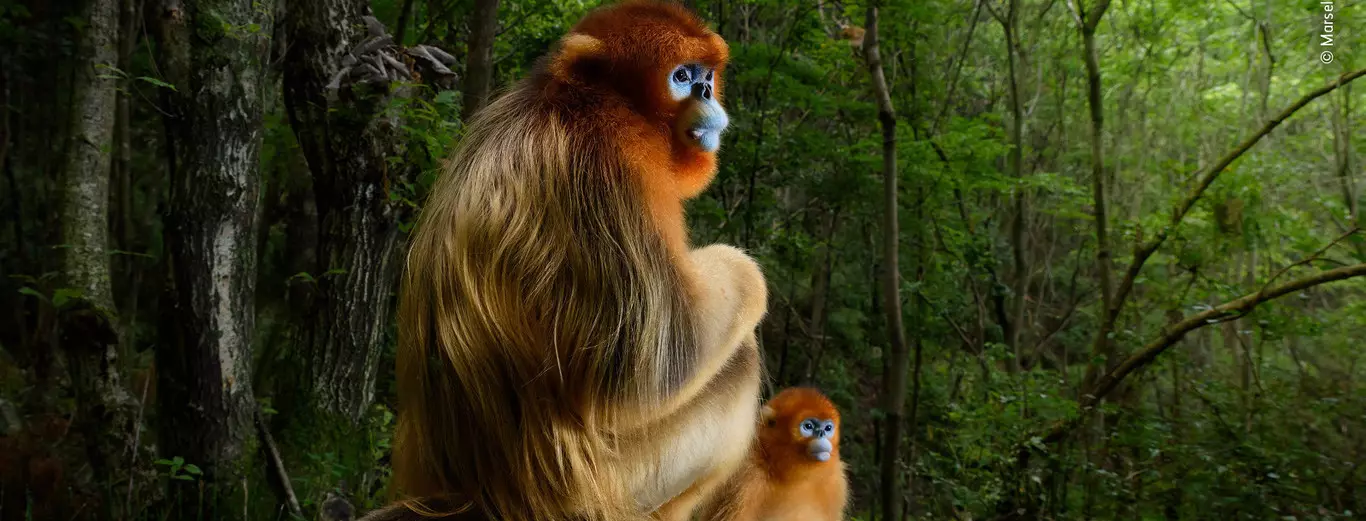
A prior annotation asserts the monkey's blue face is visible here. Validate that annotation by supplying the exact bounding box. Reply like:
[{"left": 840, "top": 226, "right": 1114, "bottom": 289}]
[
  {"left": 798, "top": 417, "right": 837, "bottom": 462},
  {"left": 668, "top": 63, "right": 728, "bottom": 152}
]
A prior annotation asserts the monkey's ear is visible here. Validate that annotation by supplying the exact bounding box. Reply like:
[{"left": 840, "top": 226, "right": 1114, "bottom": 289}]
[
  {"left": 759, "top": 405, "right": 775, "bottom": 424},
  {"left": 551, "top": 33, "right": 604, "bottom": 82}
]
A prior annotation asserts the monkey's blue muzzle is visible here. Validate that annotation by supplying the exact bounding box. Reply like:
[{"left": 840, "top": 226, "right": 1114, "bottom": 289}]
[
  {"left": 684, "top": 98, "right": 729, "bottom": 153},
  {"left": 808, "top": 437, "right": 833, "bottom": 462}
]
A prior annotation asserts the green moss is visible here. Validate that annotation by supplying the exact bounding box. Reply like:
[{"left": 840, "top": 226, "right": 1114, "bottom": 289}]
[{"left": 194, "top": 9, "right": 227, "bottom": 43}]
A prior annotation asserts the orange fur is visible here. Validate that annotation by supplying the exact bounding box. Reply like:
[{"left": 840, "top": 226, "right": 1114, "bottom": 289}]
[
  {"left": 387, "top": 3, "right": 766, "bottom": 521},
  {"left": 698, "top": 388, "right": 850, "bottom": 521},
  {"left": 549, "top": 0, "right": 728, "bottom": 255}
]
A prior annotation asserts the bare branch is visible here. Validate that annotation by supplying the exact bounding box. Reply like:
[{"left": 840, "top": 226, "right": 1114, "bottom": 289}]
[
  {"left": 256, "top": 408, "right": 303, "bottom": 518},
  {"left": 1084, "top": 0, "right": 1111, "bottom": 30},
  {"left": 983, "top": 0, "right": 1005, "bottom": 25},
  {"left": 1042, "top": 263, "right": 1366, "bottom": 446},
  {"left": 1263, "top": 228, "right": 1359, "bottom": 289},
  {"left": 1106, "top": 68, "right": 1366, "bottom": 336},
  {"left": 1063, "top": 0, "right": 1083, "bottom": 28}
]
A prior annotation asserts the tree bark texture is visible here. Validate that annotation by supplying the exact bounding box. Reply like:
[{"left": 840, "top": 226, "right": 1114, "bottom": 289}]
[
  {"left": 1075, "top": 0, "right": 1116, "bottom": 390},
  {"left": 461, "top": 0, "right": 500, "bottom": 120},
  {"left": 864, "top": 7, "right": 907, "bottom": 521},
  {"left": 61, "top": 0, "right": 120, "bottom": 314},
  {"left": 152, "top": 0, "right": 271, "bottom": 509},
  {"left": 284, "top": 0, "right": 414, "bottom": 423},
  {"left": 57, "top": 0, "right": 139, "bottom": 515},
  {"left": 996, "top": 0, "right": 1028, "bottom": 368}
]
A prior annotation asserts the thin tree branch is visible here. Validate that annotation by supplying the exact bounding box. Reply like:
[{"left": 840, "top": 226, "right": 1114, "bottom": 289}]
[
  {"left": 256, "top": 409, "right": 303, "bottom": 518},
  {"left": 933, "top": 0, "right": 984, "bottom": 134},
  {"left": 1084, "top": 0, "right": 1111, "bottom": 30},
  {"left": 1106, "top": 68, "right": 1366, "bottom": 337},
  {"left": 1262, "top": 228, "right": 1358, "bottom": 289},
  {"left": 1048, "top": 263, "right": 1366, "bottom": 446}
]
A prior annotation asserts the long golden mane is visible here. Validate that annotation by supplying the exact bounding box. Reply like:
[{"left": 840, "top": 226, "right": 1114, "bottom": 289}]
[{"left": 393, "top": 69, "right": 701, "bottom": 520}]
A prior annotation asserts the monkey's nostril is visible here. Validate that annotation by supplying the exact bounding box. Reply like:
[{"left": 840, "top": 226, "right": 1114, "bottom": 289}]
[{"left": 692, "top": 83, "right": 712, "bottom": 100}]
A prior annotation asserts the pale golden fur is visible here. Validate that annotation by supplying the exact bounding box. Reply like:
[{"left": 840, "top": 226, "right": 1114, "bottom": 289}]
[{"left": 390, "top": 3, "right": 767, "bottom": 521}]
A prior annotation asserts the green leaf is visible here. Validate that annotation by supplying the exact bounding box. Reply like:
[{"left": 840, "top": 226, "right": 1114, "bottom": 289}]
[
  {"left": 136, "top": 76, "right": 178, "bottom": 91},
  {"left": 183, "top": 464, "right": 202, "bottom": 475},
  {"left": 174, "top": 474, "right": 194, "bottom": 481},
  {"left": 52, "top": 288, "right": 81, "bottom": 308},
  {"left": 434, "top": 90, "right": 458, "bottom": 106},
  {"left": 154, "top": 458, "right": 175, "bottom": 466},
  {"left": 18, "top": 287, "right": 49, "bottom": 303}
]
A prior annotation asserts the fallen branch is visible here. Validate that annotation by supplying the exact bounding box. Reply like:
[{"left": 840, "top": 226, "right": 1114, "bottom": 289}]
[{"left": 255, "top": 408, "right": 303, "bottom": 518}]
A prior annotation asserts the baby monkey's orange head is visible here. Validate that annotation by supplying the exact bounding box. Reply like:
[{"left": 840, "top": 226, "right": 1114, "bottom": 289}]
[{"left": 759, "top": 388, "right": 842, "bottom": 465}]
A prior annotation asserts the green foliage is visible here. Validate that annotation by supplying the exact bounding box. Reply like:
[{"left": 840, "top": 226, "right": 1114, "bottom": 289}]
[{"left": 155, "top": 456, "right": 204, "bottom": 482}]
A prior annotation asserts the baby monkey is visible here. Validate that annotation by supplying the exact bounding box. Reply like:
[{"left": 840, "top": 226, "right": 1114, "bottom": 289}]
[{"left": 698, "top": 387, "right": 849, "bottom": 521}]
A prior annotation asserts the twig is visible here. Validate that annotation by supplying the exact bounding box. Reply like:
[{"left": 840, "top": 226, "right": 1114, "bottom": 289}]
[
  {"left": 932, "top": 0, "right": 984, "bottom": 134},
  {"left": 1233, "top": 332, "right": 1265, "bottom": 394},
  {"left": 1103, "top": 68, "right": 1366, "bottom": 341},
  {"left": 917, "top": 292, "right": 975, "bottom": 353},
  {"left": 255, "top": 408, "right": 303, "bottom": 518},
  {"left": 1261, "top": 228, "right": 1359, "bottom": 290},
  {"left": 124, "top": 372, "right": 151, "bottom": 518},
  {"left": 1046, "top": 263, "right": 1366, "bottom": 446}
]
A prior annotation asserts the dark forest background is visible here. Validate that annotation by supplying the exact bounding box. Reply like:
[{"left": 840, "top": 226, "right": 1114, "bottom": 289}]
[{"left": 2, "top": 0, "right": 1365, "bottom": 519}]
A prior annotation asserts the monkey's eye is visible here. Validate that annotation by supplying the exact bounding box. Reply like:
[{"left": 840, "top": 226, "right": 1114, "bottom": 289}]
[
  {"left": 824, "top": 424, "right": 834, "bottom": 434},
  {"left": 799, "top": 420, "right": 817, "bottom": 436},
  {"left": 705, "top": 70, "right": 713, "bottom": 82},
  {"left": 671, "top": 66, "right": 691, "bottom": 84}
]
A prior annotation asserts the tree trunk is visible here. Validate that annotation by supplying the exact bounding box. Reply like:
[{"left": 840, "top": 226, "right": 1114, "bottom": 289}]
[
  {"left": 808, "top": 206, "right": 840, "bottom": 351},
  {"left": 57, "top": 0, "right": 138, "bottom": 516},
  {"left": 152, "top": 0, "right": 271, "bottom": 512},
  {"left": 864, "top": 7, "right": 907, "bottom": 521},
  {"left": 111, "top": 0, "right": 140, "bottom": 334},
  {"left": 284, "top": 0, "right": 417, "bottom": 426},
  {"left": 802, "top": 205, "right": 841, "bottom": 382},
  {"left": 1332, "top": 85, "right": 1362, "bottom": 257},
  {"left": 1000, "top": 0, "right": 1028, "bottom": 369},
  {"left": 395, "top": 0, "right": 417, "bottom": 45},
  {"left": 462, "top": 0, "right": 501, "bottom": 120},
  {"left": 62, "top": 0, "right": 120, "bottom": 315},
  {"left": 1069, "top": 0, "right": 1115, "bottom": 393}
]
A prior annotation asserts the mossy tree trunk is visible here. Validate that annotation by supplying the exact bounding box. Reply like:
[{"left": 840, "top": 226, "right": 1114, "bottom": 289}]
[
  {"left": 151, "top": 0, "right": 272, "bottom": 515},
  {"left": 283, "top": 0, "right": 408, "bottom": 422},
  {"left": 57, "top": 0, "right": 140, "bottom": 517},
  {"left": 280, "top": 0, "right": 447, "bottom": 502}
]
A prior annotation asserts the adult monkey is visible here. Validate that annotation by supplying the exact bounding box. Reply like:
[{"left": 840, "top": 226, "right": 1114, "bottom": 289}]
[{"left": 378, "top": 2, "right": 768, "bottom": 521}]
